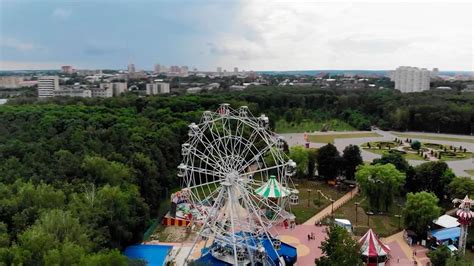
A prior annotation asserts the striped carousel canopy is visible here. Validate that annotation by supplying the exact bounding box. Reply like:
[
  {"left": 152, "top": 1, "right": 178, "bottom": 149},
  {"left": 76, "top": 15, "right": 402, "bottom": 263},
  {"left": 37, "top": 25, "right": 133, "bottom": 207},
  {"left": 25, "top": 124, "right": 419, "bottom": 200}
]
[
  {"left": 255, "top": 175, "right": 291, "bottom": 198},
  {"left": 359, "top": 229, "right": 391, "bottom": 257}
]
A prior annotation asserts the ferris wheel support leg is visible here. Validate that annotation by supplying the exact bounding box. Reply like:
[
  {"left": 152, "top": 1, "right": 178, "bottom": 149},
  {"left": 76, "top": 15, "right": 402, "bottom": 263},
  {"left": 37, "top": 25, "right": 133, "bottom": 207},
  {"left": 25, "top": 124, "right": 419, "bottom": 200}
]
[
  {"left": 184, "top": 188, "right": 225, "bottom": 264},
  {"left": 237, "top": 183, "right": 278, "bottom": 266},
  {"left": 227, "top": 187, "right": 240, "bottom": 265}
]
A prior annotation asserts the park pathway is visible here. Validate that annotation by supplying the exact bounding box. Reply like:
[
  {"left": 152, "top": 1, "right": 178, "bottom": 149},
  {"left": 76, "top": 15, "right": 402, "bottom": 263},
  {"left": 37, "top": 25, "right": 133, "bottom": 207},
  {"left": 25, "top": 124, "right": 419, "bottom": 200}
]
[
  {"left": 303, "top": 186, "right": 359, "bottom": 225},
  {"left": 383, "top": 231, "right": 430, "bottom": 266}
]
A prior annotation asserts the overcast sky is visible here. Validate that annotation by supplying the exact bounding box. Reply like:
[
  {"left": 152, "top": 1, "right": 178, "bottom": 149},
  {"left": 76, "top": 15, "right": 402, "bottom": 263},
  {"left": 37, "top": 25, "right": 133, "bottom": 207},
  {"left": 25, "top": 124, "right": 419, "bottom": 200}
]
[{"left": 0, "top": 0, "right": 472, "bottom": 71}]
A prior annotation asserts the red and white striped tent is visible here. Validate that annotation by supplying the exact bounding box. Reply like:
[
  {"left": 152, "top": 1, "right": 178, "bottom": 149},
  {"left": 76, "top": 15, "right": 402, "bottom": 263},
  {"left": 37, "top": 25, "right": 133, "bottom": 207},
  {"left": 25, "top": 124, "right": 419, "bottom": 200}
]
[{"left": 359, "top": 229, "right": 391, "bottom": 265}]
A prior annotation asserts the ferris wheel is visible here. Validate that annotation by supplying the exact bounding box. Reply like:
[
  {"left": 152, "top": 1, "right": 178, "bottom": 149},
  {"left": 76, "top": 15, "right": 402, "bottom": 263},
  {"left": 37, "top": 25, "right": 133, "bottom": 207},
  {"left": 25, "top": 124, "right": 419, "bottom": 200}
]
[{"left": 177, "top": 104, "right": 299, "bottom": 265}]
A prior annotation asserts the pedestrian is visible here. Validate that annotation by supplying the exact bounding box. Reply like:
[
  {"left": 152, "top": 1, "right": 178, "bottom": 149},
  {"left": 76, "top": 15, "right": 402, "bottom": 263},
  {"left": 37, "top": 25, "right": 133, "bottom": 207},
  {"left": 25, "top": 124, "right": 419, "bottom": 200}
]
[
  {"left": 307, "top": 234, "right": 310, "bottom": 241},
  {"left": 311, "top": 232, "right": 315, "bottom": 240}
]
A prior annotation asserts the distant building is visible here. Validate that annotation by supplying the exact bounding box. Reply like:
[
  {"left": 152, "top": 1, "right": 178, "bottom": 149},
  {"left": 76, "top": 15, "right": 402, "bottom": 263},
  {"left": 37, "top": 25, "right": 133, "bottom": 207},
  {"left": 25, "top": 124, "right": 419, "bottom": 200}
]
[
  {"left": 146, "top": 82, "right": 170, "bottom": 95},
  {"left": 181, "top": 66, "right": 189, "bottom": 75},
  {"left": 154, "top": 64, "right": 161, "bottom": 74},
  {"left": 217, "top": 67, "right": 222, "bottom": 74},
  {"left": 61, "top": 65, "right": 74, "bottom": 74},
  {"left": 170, "top": 66, "right": 180, "bottom": 73},
  {"left": 234, "top": 67, "right": 239, "bottom": 73},
  {"left": 391, "top": 66, "right": 431, "bottom": 93},
  {"left": 100, "top": 82, "right": 128, "bottom": 96},
  {"left": 76, "top": 69, "right": 102, "bottom": 76},
  {"left": 187, "top": 87, "right": 203, "bottom": 94},
  {"left": 54, "top": 88, "right": 92, "bottom": 98},
  {"left": 91, "top": 87, "right": 113, "bottom": 98},
  {"left": 128, "top": 64, "right": 136, "bottom": 73},
  {"left": 38, "top": 76, "right": 59, "bottom": 98},
  {"left": 0, "top": 76, "right": 23, "bottom": 89}
]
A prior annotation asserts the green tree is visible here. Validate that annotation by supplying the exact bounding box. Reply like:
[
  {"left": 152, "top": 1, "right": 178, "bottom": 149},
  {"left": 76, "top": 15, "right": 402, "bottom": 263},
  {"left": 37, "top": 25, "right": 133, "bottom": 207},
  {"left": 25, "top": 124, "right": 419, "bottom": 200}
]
[
  {"left": 404, "top": 192, "right": 442, "bottom": 236},
  {"left": 316, "top": 143, "right": 341, "bottom": 180},
  {"left": 342, "top": 145, "right": 363, "bottom": 180},
  {"left": 410, "top": 140, "right": 421, "bottom": 150},
  {"left": 356, "top": 164, "right": 405, "bottom": 212},
  {"left": 372, "top": 152, "right": 410, "bottom": 173},
  {"left": 427, "top": 245, "right": 451, "bottom": 266},
  {"left": 82, "top": 156, "right": 134, "bottom": 186},
  {"left": 315, "top": 224, "right": 363, "bottom": 266},
  {"left": 289, "top": 146, "right": 309, "bottom": 178},
  {"left": 448, "top": 176, "right": 474, "bottom": 199},
  {"left": 408, "top": 161, "right": 455, "bottom": 199},
  {"left": 307, "top": 148, "right": 318, "bottom": 179}
]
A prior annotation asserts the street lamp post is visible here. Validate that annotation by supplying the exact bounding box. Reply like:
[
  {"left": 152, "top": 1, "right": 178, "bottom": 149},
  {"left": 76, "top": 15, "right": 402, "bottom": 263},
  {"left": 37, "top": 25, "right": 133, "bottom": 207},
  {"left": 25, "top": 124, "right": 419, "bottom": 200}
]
[
  {"left": 307, "top": 189, "right": 311, "bottom": 208},
  {"left": 355, "top": 202, "right": 360, "bottom": 225},
  {"left": 367, "top": 211, "right": 374, "bottom": 227}
]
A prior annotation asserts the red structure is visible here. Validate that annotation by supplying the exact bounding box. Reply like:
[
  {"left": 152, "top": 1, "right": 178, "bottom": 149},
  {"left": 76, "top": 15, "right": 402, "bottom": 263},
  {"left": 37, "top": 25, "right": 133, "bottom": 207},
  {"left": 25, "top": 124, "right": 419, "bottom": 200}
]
[{"left": 359, "top": 229, "right": 391, "bottom": 265}]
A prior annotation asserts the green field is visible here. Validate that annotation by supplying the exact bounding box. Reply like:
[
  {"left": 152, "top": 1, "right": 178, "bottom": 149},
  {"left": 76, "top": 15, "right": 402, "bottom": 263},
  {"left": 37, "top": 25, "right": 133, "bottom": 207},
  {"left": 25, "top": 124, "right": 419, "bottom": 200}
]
[
  {"left": 333, "top": 195, "right": 402, "bottom": 237},
  {"left": 275, "top": 119, "right": 355, "bottom": 133},
  {"left": 291, "top": 180, "right": 346, "bottom": 224},
  {"left": 307, "top": 132, "right": 381, "bottom": 144},
  {"left": 393, "top": 133, "right": 474, "bottom": 144}
]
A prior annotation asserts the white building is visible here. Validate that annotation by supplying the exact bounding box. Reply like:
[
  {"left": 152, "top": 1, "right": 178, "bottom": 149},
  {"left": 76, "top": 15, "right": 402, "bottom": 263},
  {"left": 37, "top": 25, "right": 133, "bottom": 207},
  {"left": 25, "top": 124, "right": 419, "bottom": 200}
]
[
  {"left": 128, "top": 64, "right": 136, "bottom": 73},
  {"left": 217, "top": 67, "right": 222, "bottom": 75},
  {"left": 54, "top": 88, "right": 92, "bottom": 98},
  {"left": 0, "top": 76, "right": 23, "bottom": 89},
  {"left": 234, "top": 67, "right": 238, "bottom": 73},
  {"left": 392, "top": 66, "right": 431, "bottom": 93},
  {"left": 100, "top": 82, "right": 128, "bottom": 96},
  {"left": 91, "top": 87, "right": 113, "bottom": 98},
  {"left": 154, "top": 64, "right": 161, "bottom": 74},
  {"left": 38, "top": 76, "right": 59, "bottom": 98},
  {"left": 146, "top": 82, "right": 170, "bottom": 95}
]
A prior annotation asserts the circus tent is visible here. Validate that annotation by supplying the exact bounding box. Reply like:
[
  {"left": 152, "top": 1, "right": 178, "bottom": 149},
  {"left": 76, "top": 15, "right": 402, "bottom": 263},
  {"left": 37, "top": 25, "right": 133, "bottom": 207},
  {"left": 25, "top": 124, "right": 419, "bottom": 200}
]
[{"left": 359, "top": 229, "right": 391, "bottom": 265}]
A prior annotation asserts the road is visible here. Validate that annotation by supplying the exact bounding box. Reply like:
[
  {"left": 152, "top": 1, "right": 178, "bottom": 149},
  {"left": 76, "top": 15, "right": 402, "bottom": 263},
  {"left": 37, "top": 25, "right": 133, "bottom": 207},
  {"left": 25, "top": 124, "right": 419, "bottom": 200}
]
[{"left": 281, "top": 130, "right": 474, "bottom": 177}]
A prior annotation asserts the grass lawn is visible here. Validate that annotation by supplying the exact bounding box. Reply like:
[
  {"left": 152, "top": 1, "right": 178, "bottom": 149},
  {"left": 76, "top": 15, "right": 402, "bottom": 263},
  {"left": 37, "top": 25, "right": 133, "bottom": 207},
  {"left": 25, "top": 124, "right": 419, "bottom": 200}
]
[
  {"left": 465, "top": 169, "right": 474, "bottom": 176},
  {"left": 291, "top": 179, "right": 347, "bottom": 224},
  {"left": 393, "top": 133, "right": 474, "bottom": 144},
  {"left": 307, "top": 132, "right": 381, "bottom": 144},
  {"left": 332, "top": 194, "right": 402, "bottom": 237},
  {"left": 275, "top": 119, "right": 355, "bottom": 133}
]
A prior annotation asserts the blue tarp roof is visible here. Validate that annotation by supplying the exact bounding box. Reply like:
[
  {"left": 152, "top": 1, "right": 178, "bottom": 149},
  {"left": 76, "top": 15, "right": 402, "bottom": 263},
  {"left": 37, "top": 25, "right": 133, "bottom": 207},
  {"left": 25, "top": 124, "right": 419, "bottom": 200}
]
[
  {"left": 124, "top": 244, "right": 172, "bottom": 266},
  {"left": 431, "top": 227, "right": 461, "bottom": 241}
]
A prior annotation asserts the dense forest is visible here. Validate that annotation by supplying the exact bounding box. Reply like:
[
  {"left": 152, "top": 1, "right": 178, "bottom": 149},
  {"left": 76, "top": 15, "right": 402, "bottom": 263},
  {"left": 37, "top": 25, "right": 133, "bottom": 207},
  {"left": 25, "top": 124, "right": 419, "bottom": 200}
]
[{"left": 0, "top": 87, "right": 473, "bottom": 264}]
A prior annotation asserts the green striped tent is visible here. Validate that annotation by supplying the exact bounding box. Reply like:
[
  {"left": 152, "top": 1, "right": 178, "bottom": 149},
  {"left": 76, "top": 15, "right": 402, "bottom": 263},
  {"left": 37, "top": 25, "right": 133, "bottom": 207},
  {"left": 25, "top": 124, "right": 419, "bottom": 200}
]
[{"left": 255, "top": 175, "right": 291, "bottom": 198}]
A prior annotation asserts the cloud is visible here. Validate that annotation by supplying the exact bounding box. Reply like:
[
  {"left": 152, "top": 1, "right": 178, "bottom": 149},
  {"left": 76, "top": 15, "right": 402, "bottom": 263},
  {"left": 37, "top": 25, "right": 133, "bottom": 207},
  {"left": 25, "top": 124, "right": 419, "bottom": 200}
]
[
  {"left": 52, "top": 8, "right": 71, "bottom": 19},
  {"left": 1, "top": 38, "right": 35, "bottom": 51},
  {"left": 210, "top": 1, "right": 473, "bottom": 71},
  {"left": 0, "top": 61, "right": 66, "bottom": 70}
]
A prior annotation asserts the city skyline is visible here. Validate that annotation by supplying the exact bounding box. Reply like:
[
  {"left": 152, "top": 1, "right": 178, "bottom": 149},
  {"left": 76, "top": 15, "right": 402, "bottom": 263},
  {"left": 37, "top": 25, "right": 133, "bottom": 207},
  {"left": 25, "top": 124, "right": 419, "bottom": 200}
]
[{"left": 1, "top": 0, "right": 473, "bottom": 71}]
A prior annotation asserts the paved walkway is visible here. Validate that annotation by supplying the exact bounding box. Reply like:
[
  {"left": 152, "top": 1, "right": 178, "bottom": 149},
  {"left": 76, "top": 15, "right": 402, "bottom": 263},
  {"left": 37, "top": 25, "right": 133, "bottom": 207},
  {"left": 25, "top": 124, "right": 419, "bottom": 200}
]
[
  {"left": 383, "top": 231, "right": 430, "bottom": 266},
  {"left": 303, "top": 186, "right": 359, "bottom": 225},
  {"left": 271, "top": 225, "right": 327, "bottom": 266}
]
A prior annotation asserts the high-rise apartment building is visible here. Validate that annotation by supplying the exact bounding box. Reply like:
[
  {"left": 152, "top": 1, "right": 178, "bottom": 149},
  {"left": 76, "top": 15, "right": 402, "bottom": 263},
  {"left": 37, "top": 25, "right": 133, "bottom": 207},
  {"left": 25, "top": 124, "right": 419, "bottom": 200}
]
[
  {"left": 234, "top": 67, "right": 238, "bottom": 73},
  {"left": 128, "top": 64, "right": 136, "bottom": 73},
  {"left": 146, "top": 82, "right": 170, "bottom": 95},
  {"left": 217, "top": 67, "right": 222, "bottom": 74},
  {"left": 391, "top": 66, "right": 431, "bottom": 93},
  {"left": 100, "top": 82, "right": 128, "bottom": 96},
  {"left": 154, "top": 64, "right": 161, "bottom": 74},
  {"left": 61, "top": 66, "right": 74, "bottom": 74},
  {"left": 38, "top": 76, "right": 59, "bottom": 98}
]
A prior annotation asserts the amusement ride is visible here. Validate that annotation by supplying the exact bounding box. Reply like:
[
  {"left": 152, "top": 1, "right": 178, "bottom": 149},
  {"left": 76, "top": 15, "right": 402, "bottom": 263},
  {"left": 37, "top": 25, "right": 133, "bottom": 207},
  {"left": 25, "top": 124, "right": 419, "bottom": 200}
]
[{"left": 171, "top": 104, "right": 299, "bottom": 265}]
